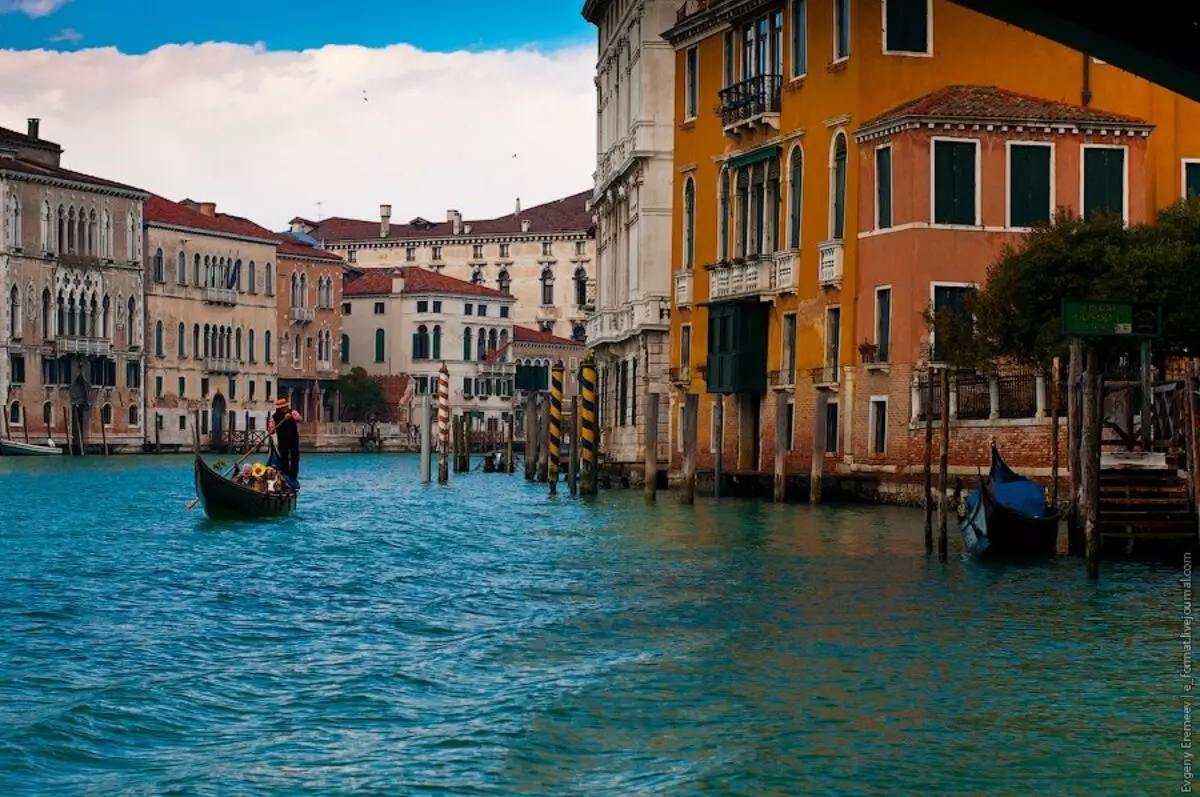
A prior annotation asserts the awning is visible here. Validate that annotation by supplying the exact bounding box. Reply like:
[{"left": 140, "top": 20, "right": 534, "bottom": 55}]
[{"left": 726, "top": 145, "right": 781, "bottom": 171}]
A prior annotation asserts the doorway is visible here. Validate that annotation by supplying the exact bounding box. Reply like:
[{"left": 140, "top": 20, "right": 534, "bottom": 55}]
[{"left": 211, "top": 393, "right": 226, "bottom": 449}]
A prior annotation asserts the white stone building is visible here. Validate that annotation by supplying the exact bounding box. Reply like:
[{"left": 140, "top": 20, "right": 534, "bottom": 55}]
[
  {"left": 341, "top": 266, "right": 517, "bottom": 430},
  {"left": 583, "top": 0, "right": 676, "bottom": 473}
]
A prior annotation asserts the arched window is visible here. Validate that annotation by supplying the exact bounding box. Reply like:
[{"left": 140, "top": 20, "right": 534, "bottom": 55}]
[
  {"left": 126, "top": 297, "right": 136, "bottom": 347},
  {"left": 292, "top": 332, "right": 301, "bottom": 366},
  {"left": 101, "top": 295, "right": 110, "bottom": 338},
  {"left": 8, "top": 285, "right": 18, "bottom": 338},
  {"left": 233, "top": 260, "right": 242, "bottom": 292},
  {"left": 265, "top": 263, "right": 274, "bottom": 295},
  {"left": 101, "top": 403, "right": 113, "bottom": 426},
  {"left": 374, "top": 328, "right": 385, "bottom": 362},
  {"left": 299, "top": 273, "right": 308, "bottom": 306},
  {"left": 463, "top": 327, "right": 473, "bottom": 361},
  {"left": 248, "top": 329, "right": 256, "bottom": 362},
  {"left": 41, "top": 289, "right": 50, "bottom": 338},
  {"left": 8, "top": 196, "right": 19, "bottom": 248},
  {"left": 128, "top": 404, "right": 140, "bottom": 427},
  {"left": 88, "top": 295, "right": 97, "bottom": 338},
  {"left": 65, "top": 294, "right": 75, "bottom": 336},
  {"left": 540, "top": 268, "right": 554, "bottom": 306},
  {"left": 126, "top": 212, "right": 136, "bottom": 260},
  {"left": 41, "top": 201, "right": 51, "bottom": 251},
  {"left": 572, "top": 323, "right": 586, "bottom": 342},
  {"left": 341, "top": 333, "right": 349, "bottom": 363},
  {"left": 264, "top": 330, "right": 273, "bottom": 363},
  {"left": 290, "top": 273, "right": 299, "bottom": 307},
  {"left": 203, "top": 323, "right": 211, "bottom": 357},
  {"left": 488, "top": 329, "right": 497, "bottom": 357},
  {"left": 412, "top": 324, "right": 430, "bottom": 360},
  {"left": 432, "top": 324, "right": 442, "bottom": 360},
  {"left": 831, "top": 131, "right": 847, "bottom": 241},
  {"left": 152, "top": 248, "right": 164, "bottom": 282},
  {"left": 192, "top": 324, "right": 200, "bottom": 358},
  {"left": 8, "top": 401, "right": 20, "bottom": 426},
  {"left": 574, "top": 267, "right": 588, "bottom": 307},
  {"left": 476, "top": 328, "right": 487, "bottom": 361},
  {"left": 67, "top": 207, "right": 76, "bottom": 253},
  {"left": 42, "top": 401, "right": 51, "bottom": 428},
  {"left": 235, "top": 327, "right": 243, "bottom": 360},
  {"left": 248, "top": 261, "right": 256, "bottom": 293},
  {"left": 767, "top": 154, "right": 782, "bottom": 253},
  {"left": 177, "top": 322, "right": 185, "bottom": 357},
  {"left": 498, "top": 269, "right": 511, "bottom": 295},
  {"left": 101, "top": 209, "right": 112, "bottom": 257},
  {"left": 177, "top": 251, "right": 187, "bottom": 285},
  {"left": 56, "top": 205, "right": 65, "bottom": 253},
  {"left": 788, "top": 145, "right": 803, "bottom": 248},
  {"left": 154, "top": 320, "right": 163, "bottom": 356},
  {"left": 203, "top": 255, "right": 211, "bottom": 287},
  {"left": 193, "top": 253, "right": 201, "bottom": 286},
  {"left": 471, "top": 269, "right": 483, "bottom": 285},
  {"left": 498, "top": 329, "right": 509, "bottom": 361},
  {"left": 87, "top": 209, "right": 96, "bottom": 254},
  {"left": 683, "top": 176, "right": 695, "bottom": 269}
]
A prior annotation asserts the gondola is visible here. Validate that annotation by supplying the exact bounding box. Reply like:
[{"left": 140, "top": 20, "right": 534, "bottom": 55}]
[
  {"left": 960, "top": 443, "right": 1060, "bottom": 560},
  {"left": 191, "top": 429, "right": 298, "bottom": 520},
  {"left": 1, "top": 439, "right": 61, "bottom": 456}
]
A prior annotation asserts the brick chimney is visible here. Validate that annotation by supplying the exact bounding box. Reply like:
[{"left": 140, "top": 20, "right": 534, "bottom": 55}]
[
  {"left": 26, "top": 118, "right": 39, "bottom": 139},
  {"left": 380, "top": 204, "right": 392, "bottom": 238},
  {"left": 198, "top": 202, "right": 216, "bottom": 217},
  {"left": 447, "top": 209, "right": 462, "bottom": 235}
]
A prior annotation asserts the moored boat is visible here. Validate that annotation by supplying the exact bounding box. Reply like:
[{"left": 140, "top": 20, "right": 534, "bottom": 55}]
[
  {"left": 1, "top": 439, "right": 62, "bottom": 456},
  {"left": 960, "top": 443, "right": 1060, "bottom": 561},
  {"left": 193, "top": 455, "right": 298, "bottom": 520}
]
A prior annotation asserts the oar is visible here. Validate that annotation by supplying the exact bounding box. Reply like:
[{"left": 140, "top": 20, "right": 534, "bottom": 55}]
[{"left": 185, "top": 431, "right": 270, "bottom": 511}]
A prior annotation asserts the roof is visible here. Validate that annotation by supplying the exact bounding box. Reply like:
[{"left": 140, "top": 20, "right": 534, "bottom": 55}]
[
  {"left": 0, "top": 154, "right": 146, "bottom": 194},
  {"left": 272, "top": 233, "right": 343, "bottom": 262},
  {"left": 512, "top": 325, "right": 585, "bottom": 348},
  {"left": 305, "top": 190, "right": 594, "bottom": 244},
  {"left": 144, "top": 195, "right": 278, "bottom": 243},
  {"left": 343, "top": 266, "right": 511, "bottom": 299},
  {"left": 0, "top": 125, "right": 61, "bottom": 153},
  {"left": 857, "top": 85, "right": 1153, "bottom": 138}
]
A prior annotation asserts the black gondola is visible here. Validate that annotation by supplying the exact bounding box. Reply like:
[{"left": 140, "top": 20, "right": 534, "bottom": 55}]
[
  {"left": 960, "top": 443, "right": 1060, "bottom": 560},
  {"left": 191, "top": 428, "right": 298, "bottom": 520}
]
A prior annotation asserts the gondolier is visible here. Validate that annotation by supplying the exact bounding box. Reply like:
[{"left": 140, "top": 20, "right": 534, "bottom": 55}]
[{"left": 269, "top": 398, "right": 302, "bottom": 485}]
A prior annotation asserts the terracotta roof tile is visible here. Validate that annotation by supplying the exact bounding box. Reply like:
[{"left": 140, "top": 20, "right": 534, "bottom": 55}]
[
  {"left": 306, "top": 190, "right": 594, "bottom": 244},
  {"left": 272, "top": 233, "right": 344, "bottom": 262},
  {"left": 512, "top": 325, "right": 584, "bottom": 348},
  {"left": 144, "top": 195, "right": 278, "bottom": 243},
  {"left": 343, "top": 266, "right": 511, "bottom": 299},
  {"left": 858, "top": 85, "right": 1152, "bottom": 134},
  {"left": 0, "top": 155, "right": 145, "bottom": 194}
]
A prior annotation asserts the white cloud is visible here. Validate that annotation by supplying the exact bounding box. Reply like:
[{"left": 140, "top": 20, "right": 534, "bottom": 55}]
[
  {"left": 0, "top": 0, "right": 70, "bottom": 17},
  {"left": 0, "top": 41, "right": 597, "bottom": 229},
  {"left": 46, "top": 28, "right": 83, "bottom": 44}
]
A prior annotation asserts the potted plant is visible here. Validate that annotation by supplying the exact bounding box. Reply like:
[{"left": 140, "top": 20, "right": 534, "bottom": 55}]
[{"left": 858, "top": 340, "right": 879, "bottom": 364}]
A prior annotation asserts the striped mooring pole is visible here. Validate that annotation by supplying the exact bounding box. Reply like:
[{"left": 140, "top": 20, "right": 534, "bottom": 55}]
[
  {"left": 579, "top": 352, "right": 597, "bottom": 496},
  {"left": 437, "top": 361, "right": 450, "bottom": 484},
  {"left": 549, "top": 360, "right": 564, "bottom": 495}
]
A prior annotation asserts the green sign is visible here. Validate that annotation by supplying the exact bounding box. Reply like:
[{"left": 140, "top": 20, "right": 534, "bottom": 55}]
[{"left": 1061, "top": 300, "right": 1161, "bottom": 338}]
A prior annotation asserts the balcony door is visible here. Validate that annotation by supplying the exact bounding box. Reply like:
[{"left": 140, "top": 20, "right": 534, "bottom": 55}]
[{"left": 825, "top": 306, "right": 841, "bottom": 380}]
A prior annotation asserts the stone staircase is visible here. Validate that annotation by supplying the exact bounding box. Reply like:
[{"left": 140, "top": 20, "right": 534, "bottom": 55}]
[{"left": 1098, "top": 452, "right": 1197, "bottom": 554}]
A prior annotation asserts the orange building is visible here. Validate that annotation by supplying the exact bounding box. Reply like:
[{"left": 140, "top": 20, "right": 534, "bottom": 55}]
[{"left": 663, "top": 0, "right": 1200, "bottom": 486}]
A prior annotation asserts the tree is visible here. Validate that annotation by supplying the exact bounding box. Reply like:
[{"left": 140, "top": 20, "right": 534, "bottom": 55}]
[{"left": 338, "top": 366, "right": 385, "bottom": 421}]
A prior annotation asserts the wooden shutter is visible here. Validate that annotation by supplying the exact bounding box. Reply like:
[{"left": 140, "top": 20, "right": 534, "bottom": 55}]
[
  {"left": 1186, "top": 163, "right": 1200, "bottom": 198},
  {"left": 1084, "top": 148, "right": 1124, "bottom": 218},
  {"left": 876, "top": 147, "right": 893, "bottom": 228},
  {"left": 886, "top": 0, "right": 928, "bottom": 53},
  {"left": 1009, "top": 145, "right": 1051, "bottom": 227},
  {"left": 934, "top": 141, "right": 976, "bottom": 225}
]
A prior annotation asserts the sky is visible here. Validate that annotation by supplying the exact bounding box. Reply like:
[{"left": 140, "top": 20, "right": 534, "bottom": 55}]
[{"left": 0, "top": 0, "right": 598, "bottom": 229}]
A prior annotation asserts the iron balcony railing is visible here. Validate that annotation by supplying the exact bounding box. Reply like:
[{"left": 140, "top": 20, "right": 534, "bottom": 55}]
[{"left": 718, "top": 74, "right": 782, "bottom": 129}]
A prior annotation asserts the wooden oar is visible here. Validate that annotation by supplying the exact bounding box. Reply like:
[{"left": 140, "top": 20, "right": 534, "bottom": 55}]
[{"left": 185, "top": 430, "right": 270, "bottom": 511}]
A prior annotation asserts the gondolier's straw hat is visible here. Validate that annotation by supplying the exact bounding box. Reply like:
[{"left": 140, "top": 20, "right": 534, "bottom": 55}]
[{"left": 274, "top": 399, "right": 290, "bottom": 410}]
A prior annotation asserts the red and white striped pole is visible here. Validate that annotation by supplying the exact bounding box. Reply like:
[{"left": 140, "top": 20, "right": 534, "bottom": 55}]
[{"left": 437, "top": 361, "right": 450, "bottom": 484}]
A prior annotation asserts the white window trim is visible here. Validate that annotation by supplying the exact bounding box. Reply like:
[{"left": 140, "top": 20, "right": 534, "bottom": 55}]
[
  {"left": 780, "top": 312, "right": 797, "bottom": 373},
  {"left": 685, "top": 45, "right": 700, "bottom": 122},
  {"left": 790, "top": 0, "right": 808, "bottom": 80},
  {"left": 874, "top": 143, "right": 893, "bottom": 230},
  {"left": 869, "top": 395, "right": 889, "bottom": 454},
  {"left": 1182, "top": 158, "right": 1200, "bottom": 199},
  {"left": 1080, "top": 143, "right": 1130, "bottom": 226},
  {"left": 1005, "top": 140, "right": 1056, "bottom": 231},
  {"left": 786, "top": 142, "right": 804, "bottom": 248},
  {"left": 683, "top": 175, "right": 696, "bottom": 269},
  {"left": 929, "top": 136, "right": 982, "bottom": 227},
  {"left": 824, "top": 303, "right": 841, "bottom": 369},
  {"left": 680, "top": 322, "right": 693, "bottom": 374},
  {"left": 874, "top": 284, "right": 892, "bottom": 349},
  {"left": 828, "top": 129, "right": 849, "bottom": 240},
  {"left": 9, "top": 403, "right": 22, "bottom": 427},
  {"left": 928, "top": 280, "right": 977, "bottom": 360},
  {"left": 881, "top": 0, "right": 934, "bottom": 57},
  {"left": 825, "top": 396, "right": 839, "bottom": 455},
  {"left": 832, "top": 0, "right": 851, "bottom": 64},
  {"left": 786, "top": 396, "right": 796, "bottom": 450}
]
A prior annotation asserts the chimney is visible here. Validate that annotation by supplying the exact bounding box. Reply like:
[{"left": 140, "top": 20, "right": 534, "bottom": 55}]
[
  {"left": 463, "top": 223, "right": 472, "bottom": 234},
  {"left": 380, "top": 204, "right": 392, "bottom": 238},
  {"left": 521, "top": 219, "right": 531, "bottom": 233},
  {"left": 390, "top": 268, "right": 405, "bottom": 294},
  {"left": 514, "top": 197, "right": 521, "bottom": 215},
  {"left": 447, "top": 209, "right": 462, "bottom": 235},
  {"left": 198, "top": 202, "right": 216, "bottom": 217},
  {"left": 26, "top": 118, "right": 39, "bottom": 139}
]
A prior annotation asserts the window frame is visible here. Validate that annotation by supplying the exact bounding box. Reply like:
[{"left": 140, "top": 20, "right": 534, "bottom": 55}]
[
  {"left": 1080, "top": 143, "right": 1129, "bottom": 225},
  {"left": 928, "top": 280, "right": 976, "bottom": 362},
  {"left": 874, "top": 285, "right": 892, "bottom": 362},
  {"left": 683, "top": 175, "right": 696, "bottom": 269},
  {"left": 685, "top": 46, "right": 700, "bottom": 121},
  {"left": 786, "top": 144, "right": 803, "bottom": 249},
  {"left": 833, "top": 0, "right": 851, "bottom": 63},
  {"left": 1005, "top": 140, "right": 1055, "bottom": 230},
  {"left": 869, "top": 395, "right": 889, "bottom": 454},
  {"left": 930, "top": 136, "right": 981, "bottom": 228},
  {"left": 881, "top": 0, "right": 933, "bottom": 57},
  {"left": 1182, "top": 158, "right": 1200, "bottom": 199},
  {"left": 825, "top": 396, "right": 840, "bottom": 454},
  {"left": 874, "top": 143, "right": 893, "bottom": 230},
  {"left": 791, "top": 0, "right": 807, "bottom": 79}
]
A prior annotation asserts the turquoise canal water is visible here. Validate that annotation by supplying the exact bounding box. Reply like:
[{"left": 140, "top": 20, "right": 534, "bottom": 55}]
[{"left": 0, "top": 454, "right": 1186, "bottom": 794}]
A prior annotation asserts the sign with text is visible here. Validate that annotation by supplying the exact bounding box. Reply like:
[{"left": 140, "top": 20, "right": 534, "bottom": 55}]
[{"left": 1062, "top": 300, "right": 1162, "bottom": 338}]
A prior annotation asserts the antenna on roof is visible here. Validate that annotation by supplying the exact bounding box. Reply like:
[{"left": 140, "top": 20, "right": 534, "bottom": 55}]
[{"left": 316, "top": 201, "right": 323, "bottom": 221}]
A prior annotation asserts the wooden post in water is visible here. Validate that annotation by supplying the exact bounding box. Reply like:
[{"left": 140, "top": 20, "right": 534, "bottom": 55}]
[
  {"left": 1140, "top": 338, "right": 1153, "bottom": 451},
  {"left": 713, "top": 397, "right": 724, "bottom": 499},
  {"left": 568, "top": 397, "right": 579, "bottom": 494},
  {"left": 420, "top": 394, "right": 431, "bottom": 483},
  {"left": 1067, "top": 342, "right": 1083, "bottom": 554},
  {"left": 505, "top": 412, "right": 515, "bottom": 475},
  {"left": 811, "top": 391, "right": 827, "bottom": 504},
  {"left": 100, "top": 410, "right": 109, "bottom": 455},
  {"left": 437, "top": 363, "right": 449, "bottom": 484},
  {"left": 1082, "top": 347, "right": 1100, "bottom": 578},
  {"left": 1187, "top": 359, "right": 1200, "bottom": 538},
  {"left": 524, "top": 392, "right": 538, "bottom": 481},
  {"left": 579, "top": 354, "right": 598, "bottom": 496},
  {"left": 938, "top": 367, "right": 950, "bottom": 562},
  {"left": 1051, "top": 357, "right": 1061, "bottom": 508},
  {"left": 643, "top": 392, "right": 659, "bottom": 503},
  {"left": 549, "top": 361, "right": 564, "bottom": 496},
  {"left": 681, "top": 393, "right": 697, "bottom": 505},
  {"left": 773, "top": 393, "right": 788, "bottom": 502},
  {"left": 537, "top": 396, "right": 550, "bottom": 483},
  {"left": 924, "top": 370, "right": 934, "bottom": 554}
]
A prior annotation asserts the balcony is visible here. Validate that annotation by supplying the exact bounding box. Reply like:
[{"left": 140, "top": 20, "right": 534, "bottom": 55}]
[
  {"left": 709, "top": 258, "right": 773, "bottom": 300},
  {"left": 669, "top": 366, "right": 692, "bottom": 385},
  {"left": 290, "top": 306, "right": 315, "bottom": 323},
  {"left": 718, "top": 75, "right": 782, "bottom": 135},
  {"left": 812, "top": 365, "right": 840, "bottom": 387},
  {"left": 769, "top": 368, "right": 796, "bottom": 389},
  {"left": 774, "top": 251, "right": 798, "bottom": 293},
  {"left": 58, "top": 336, "right": 112, "bottom": 356},
  {"left": 674, "top": 269, "right": 693, "bottom": 307},
  {"left": 480, "top": 361, "right": 516, "bottom": 376},
  {"left": 818, "top": 240, "right": 844, "bottom": 288},
  {"left": 205, "top": 286, "right": 238, "bottom": 306},
  {"left": 317, "top": 361, "right": 335, "bottom": 374},
  {"left": 205, "top": 357, "right": 239, "bottom": 374}
]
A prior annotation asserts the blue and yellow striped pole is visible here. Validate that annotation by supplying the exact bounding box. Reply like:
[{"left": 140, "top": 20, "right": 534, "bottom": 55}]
[
  {"left": 579, "top": 352, "right": 597, "bottom": 495},
  {"left": 549, "top": 360, "right": 563, "bottom": 495}
]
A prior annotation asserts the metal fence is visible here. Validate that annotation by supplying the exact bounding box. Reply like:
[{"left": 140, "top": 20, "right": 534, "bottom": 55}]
[
  {"left": 955, "top": 371, "right": 990, "bottom": 420},
  {"left": 997, "top": 369, "right": 1038, "bottom": 419}
]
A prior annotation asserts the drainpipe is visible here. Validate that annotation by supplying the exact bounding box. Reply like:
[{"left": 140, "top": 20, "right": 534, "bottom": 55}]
[{"left": 1082, "top": 53, "right": 1093, "bottom": 107}]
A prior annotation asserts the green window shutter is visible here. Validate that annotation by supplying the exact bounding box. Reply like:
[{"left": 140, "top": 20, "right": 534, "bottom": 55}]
[
  {"left": 934, "top": 141, "right": 976, "bottom": 225},
  {"left": 1186, "top": 163, "right": 1200, "bottom": 198},
  {"left": 832, "top": 136, "right": 847, "bottom": 239},
  {"left": 876, "top": 146, "right": 893, "bottom": 229},
  {"left": 1084, "top": 147, "right": 1125, "bottom": 219},
  {"left": 1009, "top": 145, "right": 1051, "bottom": 227},
  {"left": 886, "top": 0, "right": 928, "bottom": 53}
]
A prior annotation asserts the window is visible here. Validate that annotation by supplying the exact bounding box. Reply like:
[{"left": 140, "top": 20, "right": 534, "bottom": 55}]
[
  {"left": 462, "top": 327, "right": 473, "bottom": 361},
  {"left": 341, "top": 334, "right": 350, "bottom": 363},
  {"left": 788, "top": 148, "right": 802, "bottom": 247},
  {"left": 128, "top": 404, "right": 140, "bottom": 427},
  {"left": 229, "top": 377, "right": 237, "bottom": 401},
  {"left": 249, "top": 330, "right": 257, "bottom": 362},
  {"left": 718, "top": 168, "right": 731, "bottom": 259},
  {"left": 781, "top": 314, "right": 796, "bottom": 383},
  {"left": 176, "top": 251, "right": 187, "bottom": 286},
  {"left": 9, "top": 354, "right": 24, "bottom": 385},
  {"left": 933, "top": 139, "right": 979, "bottom": 226},
  {"left": 723, "top": 30, "right": 735, "bottom": 88},
  {"left": 869, "top": 398, "right": 888, "bottom": 454},
  {"left": 825, "top": 399, "right": 839, "bottom": 453},
  {"left": 541, "top": 241, "right": 553, "bottom": 257},
  {"left": 154, "top": 320, "right": 163, "bottom": 357},
  {"left": 249, "top": 380, "right": 256, "bottom": 401},
  {"left": 152, "top": 248, "right": 164, "bottom": 282},
  {"left": 478, "top": 304, "right": 488, "bottom": 317},
  {"left": 347, "top": 249, "right": 357, "bottom": 264},
  {"left": 127, "top": 213, "right": 136, "bottom": 260},
  {"left": 155, "top": 376, "right": 163, "bottom": 398},
  {"left": 472, "top": 244, "right": 484, "bottom": 260},
  {"left": 342, "top": 302, "right": 351, "bottom": 315},
  {"left": 931, "top": 283, "right": 972, "bottom": 361},
  {"left": 265, "top": 330, "right": 272, "bottom": 363},
  {"left": 683, "top": 176, "right": 695, "bottom": 268},
  {"left": 772, "top": 11, "right": 784, "bottom": 76},
  {"left": 791, "top": 0, "right": 807, "bottom": 77},
  {"left": 432, "top": 325, "right": 442, "bottom": 360},
  {"left": 499, "top": 243, "right": 510, "bottom": 259},
  {"left": 464, "top": 303, "right": 474, "bottom": 316},
  {"left": 575, "top": 241, "right": 586, "bottom": 257},
  {"left": 248, "top": 261, "right": 256, "bottom": 293},
  {"left": 7, "top": 285, "right": 18, "bottom": 338},
  {"left": 417, "top": 300, "right": 428, "bottom": 313},
  {"left": 266, "top": 381, "right": 272, "bottom": 401},
  {"left": 831, "top": 133, "right": 848, "bottom": 239},
  {"left": 374, "top": 302, "right": 385, "bottom": 315},
  {"left": 470, "top": 269, "right": 483, "bottom": 285},
  {"left": 405, "top": 246, "right": 416, "bottom": 262},
  {"left": 6, "top": 197, "right": 19, "bottom": 249},
  {"left": 1008, "top": 143, "right": 1053, "bottom": 228},
  {"left": 685, "top": 46, "right": 699, "bottom": 119},
  {"left": 834, "top": 0, "right": 850, "bottom": 61},
  {"left": 500, "top": 305, "right": 509, "bottom": 319},
  {"left": 540, "top": 269, "right": 554, "bottom": 306},
  {"left": 681, "top": 324, "right": 692, "bottom": 373},
  {"left": 374, "top": 329, "right": 386, "bottom": 362},
  {"left": 498, "top": 269, "right": 511, "bottom": 295},
  {"left": 177, "top": 322, "right": 185, "bottom": 357},
  {"left": 201, "top": 377, "right": 209, "bottom": 398},
  {"left": 432, "top": 246, "right": 442, "bottom": 260},
  {"left": 178, "top": 376, "right": 186, "bottom": 397},
  {"left": 875, "top": 287, "right": 892, "bottom": 363},
  {"left": 1082, "top": 145, "right": 1127, "bottom": 222},
  {"left": 573, "top": 267, "right": 588, "bottom": 307},
  {"left": 265, "top": 264, "right": 274, "bottom": 295},
  {"left": 433, "top": 301, "right": 442, "bottom": 313},
  {"left": 875, "top": 145, "right": 893, "bottom": 229},
  {"left": 1185, "top": 161, "right": 1200, "bottom": 198},
  {"left": 884, "top": 0, "right": 930, "bottom": 54}
]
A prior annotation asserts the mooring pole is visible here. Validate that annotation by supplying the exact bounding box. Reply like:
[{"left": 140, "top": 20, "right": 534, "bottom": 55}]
[
  {"left": 1082, "top": 346, "right": 1101, "bottom": 578},
  {"left": 579, "top": 353, "right": 598, "bottom": 496},
  {"left": 643, "top": 391, "right": 659, "bottom": 503},
  {"left": 568, "top": 396, "right": 578, "bottom": 495},
  {"left": 924, "top": 370, "right": 935, "bottom": 554},
  {"left": 437, "top": 362, "right": 449, "bottom": 484},
  {"left": 419, "top": 393, "right": 431, "bottom": 483},
  {"left": 938, "top": 367, "right": 951, "bottom": 562},
  {"left": 811, "top": 390, "right": 827, "bottom": 504},
  {"left": 681, "top": 393, "right": 697, "bottom": 505},
  {"left": 1140, "top": 338, "right": 1153, "bottom": 451},
  {"left": 1067, "top": 342, "right": 1083, "bottom": 554},
  {"left": 773, "top": 393, "right": 788, "bottom": 502},
  {"left": 505, "top": 411, "right": 515, "bottom": 474},
  {"left": 1050, "top": 357, "right": 1061, "bottom": 509},
  {"left": 549, "top": 361, "right": 563, "bottom": 495},
  {"left": 713, "top": 397, "right": 724, "bottom": 499}
]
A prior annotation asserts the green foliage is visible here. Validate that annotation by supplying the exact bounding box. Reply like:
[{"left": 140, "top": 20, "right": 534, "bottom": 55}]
[{"left": 338, "top": 366, "right": 386, "bottom": 422}]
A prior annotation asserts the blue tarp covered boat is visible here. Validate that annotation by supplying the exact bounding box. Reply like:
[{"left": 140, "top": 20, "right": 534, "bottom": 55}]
[{"left": 961, "top": 443, "right": 1060, "bottom": 560}]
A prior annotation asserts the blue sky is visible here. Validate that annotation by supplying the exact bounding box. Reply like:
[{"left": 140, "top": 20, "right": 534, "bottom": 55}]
[{"left": 0, "top": 0, "right": 593, "bottom": 53}]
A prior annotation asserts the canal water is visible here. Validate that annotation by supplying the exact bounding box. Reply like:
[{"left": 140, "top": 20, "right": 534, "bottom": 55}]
[{"left": 0, "top": 454, "right": 1184, "bottom": 794}]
